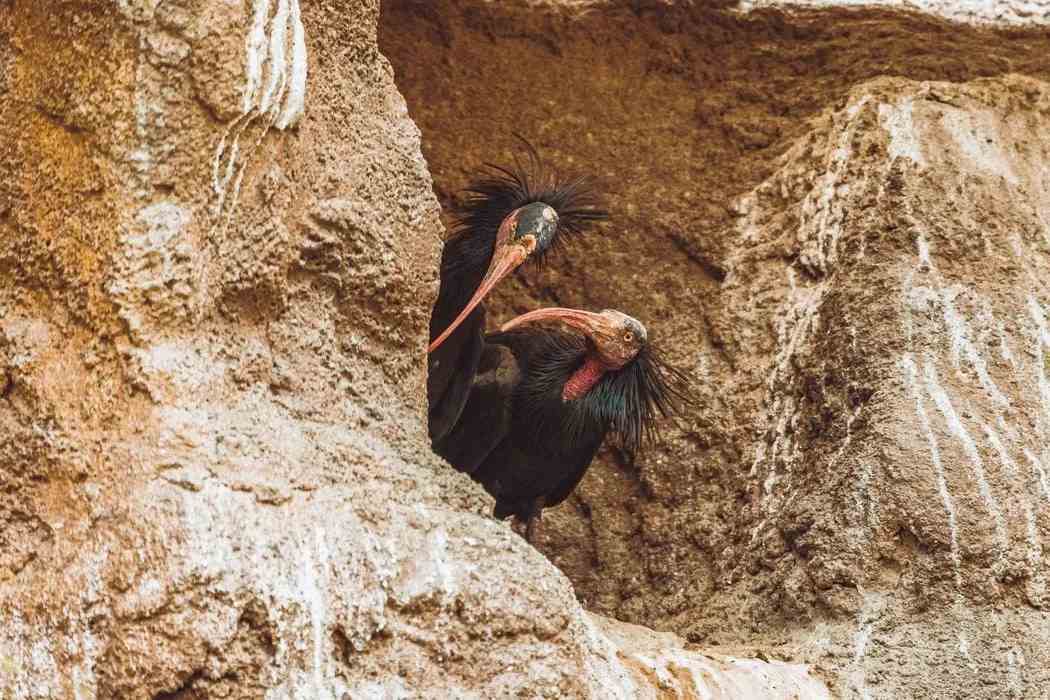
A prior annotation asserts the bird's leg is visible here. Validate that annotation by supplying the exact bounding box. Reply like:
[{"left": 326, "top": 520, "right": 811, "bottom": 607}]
[
  {"left": 523, "top": 496, "right": 546, "bottom": 543},
  {"left": 523, "top": 515, "right": 538, "bottom": 543}
]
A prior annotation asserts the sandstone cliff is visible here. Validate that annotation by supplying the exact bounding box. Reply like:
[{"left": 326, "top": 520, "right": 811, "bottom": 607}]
[
  {"left": 382, "top": 1, "right": 1050, "bottom": 697},
  {"left": 1, "top": 0, "right": 1048, "bottom": 698}
]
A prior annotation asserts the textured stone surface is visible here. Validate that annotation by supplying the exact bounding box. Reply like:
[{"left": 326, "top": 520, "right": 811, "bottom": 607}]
[
  {"left": 740, "top": 0, "right": 1050, "bottom": 25},
  {"left": 0, "top": 1, "right": 828, "bottom": 698},
  {"left": 383, "top": 1, "right": 1050, "bottom": 697},
  {"left": 6, "top": 0, "right": 1050, "bottom": 697}
]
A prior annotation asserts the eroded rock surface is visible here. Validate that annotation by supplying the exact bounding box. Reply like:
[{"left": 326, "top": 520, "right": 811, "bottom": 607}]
[
  {"left": 6, "top": 0, "right": 1050, "bottom": 697},
  {"left": 383, "top": 1, "right": 1050, "bottom": 697},
  {"left": 0, "top": 1, "right": 829, "bottom": 698}
]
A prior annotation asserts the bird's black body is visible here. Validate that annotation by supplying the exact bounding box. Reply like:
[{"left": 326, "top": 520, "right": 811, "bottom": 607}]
[
  {"left": 427, "top": 235, "right": 489, "bottom": 442},
  {"left": 427, "top": 144, "right": 606, "bottom": 442},
  {"left": 434, "top": 326, "right": 687, "bottom": 524}
]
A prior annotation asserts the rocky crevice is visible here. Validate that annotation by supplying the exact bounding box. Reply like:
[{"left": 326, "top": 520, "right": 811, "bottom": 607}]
[
  {"left": 1, "top": 0, "right": 1048, "bottom": 698},
  {"left": 382, "top": 1, "right": 1050, "bottom": 697}
]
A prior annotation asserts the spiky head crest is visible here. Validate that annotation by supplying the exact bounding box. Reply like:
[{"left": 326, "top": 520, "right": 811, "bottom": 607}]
[{"left": 445, "top": 137, "right": 608, "bottom": 274}]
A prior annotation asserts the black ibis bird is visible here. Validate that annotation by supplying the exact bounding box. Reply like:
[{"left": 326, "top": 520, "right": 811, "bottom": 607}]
[
  {"left": 433, "top": 306, "right": 691, "bottom": 540},
  {"left": 427, "top": 144, "right": 607, "bottom": 442}
]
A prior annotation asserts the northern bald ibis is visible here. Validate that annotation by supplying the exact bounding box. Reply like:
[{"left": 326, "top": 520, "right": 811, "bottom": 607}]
[
  {"left": 433, "top": 307, "right": 692, "bottom": 540},
  {"left": 427, "top": 143, "right": 607, "bottom": 442}
]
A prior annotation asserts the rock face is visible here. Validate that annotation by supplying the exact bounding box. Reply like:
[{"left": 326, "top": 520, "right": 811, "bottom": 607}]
[
  {"left": 381, "top": 2, "right": 1050, "bottom": 698},
  {"left": 3, "top": 0, "right": 1050, "bottom": 698},
  {"left": 0, "top": 1, "right": 829, "bottom": 698},
  {"left": 744, "top": 0, "right": 1050, "bottom": 25}
]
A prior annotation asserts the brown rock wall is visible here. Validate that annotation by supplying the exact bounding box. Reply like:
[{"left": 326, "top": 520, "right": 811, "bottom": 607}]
[
  {"left": 382, "top": 2, "right": 1050, "bottom": 696},
  {"left": 0, "top": 1, "right": 829, "bottom": 698},
  {"left": 6, "top": 0, "right": 1050, "bottom": 696}
]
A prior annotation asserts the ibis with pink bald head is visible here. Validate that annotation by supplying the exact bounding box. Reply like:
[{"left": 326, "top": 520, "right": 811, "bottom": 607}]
[{"left": 433, "top": 306, "right": 692, "bottom": 540}]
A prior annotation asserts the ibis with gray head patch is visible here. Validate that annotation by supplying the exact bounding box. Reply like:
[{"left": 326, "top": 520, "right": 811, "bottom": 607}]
[{"left": 427, "top": 141, "right": 607, "bottom": 442}]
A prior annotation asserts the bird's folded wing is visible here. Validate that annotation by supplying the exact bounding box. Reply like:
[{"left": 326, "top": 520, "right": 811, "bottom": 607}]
[
  {"left": 432, "top": 342, "right": 520, "bottom": 475},
  {"left": 539, "top": 433, "right": 605, "bottom": 510},
  {"left": 428, "top": 306, "right": 486, "bottom": 442}
]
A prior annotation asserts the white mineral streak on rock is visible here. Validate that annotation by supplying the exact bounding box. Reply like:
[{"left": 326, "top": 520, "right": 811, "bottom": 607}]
[
  {"left": 958, "top": 632, "right": 978, "bottom": 671},
  {"left": 901, "top": 353, "right": 963, "bottom": 588},
  {"left": 984, "top": 423, "right": 1045, "bottom": 603},
  {"left": 902, "top": 190, "right": 1050, "bottom": 603},
  {"left": 941, "top": 291, "right": 1011, "bottom": 408},
  {"left": 804, "top": 96, "right": 865, "bottom": 272},
  {"left": 259, "top": 0, "right": 291, "bottom": 116},
  {"left": 212, "top": 123, "right": 241, "bottom": 215},
  {"left": 853, "top": 457, "right": 878, "bottom": 531},
  {"left": 747, "top": 93, "right": 883, "bottom": 513},
  {"left": 249, "top": 0, "right": 308, "bottom": 126},
  {"left": 916, "top": 231, "right": 932, "bottom": 271},
  {"left": 591, "top": 616, "right": 832, "bottom": 700},
  {"left": 1007, "top": 648, "right": 1026, "bottom": 697},
  {"left": 292, "top": 527, "right": 334, "bottom": 700},
  {"left": 979, "top": 298, "right": 1018, "bottom": 367},
  {"left": 129, "top": 57, "right": 155, "bottom": 195},
  {"left": 1024, "top": 448, "right": 1050, "bottom": 503},
  {"left": 848, "top": 591, "right": 884, "bottom": 700},
  {"left": 1027, "top": 295, "right": 1050, "bottom": 429},
  {"left": 923, "top": 359, "right": 1009, "bottom": 559},
  {"left": 842, "top": 404, "right": 879, "bottom": 547},
  {"left": 752, "top": 267, "right": 820, "bottom": 497},
  {"left": 911, "top": 233, "right": 1010, "bottom": 408},
  {"left": 244, "top": 0, "right": 273, "bottom": 114},
  {"left": 214, "top": 0, "right": 308, "bottom": 218},
  {"left": 1, "top": 616, "right": 32, "bottom": 699},
  {"left": 278, "top": 0, "right": 308, "bottom": 129},
  {"left": 879, "top": 99, "right": 925, "bottom": 165},
  {"left": 737, "top": 0, "right": 1050, "bottom": 25}
]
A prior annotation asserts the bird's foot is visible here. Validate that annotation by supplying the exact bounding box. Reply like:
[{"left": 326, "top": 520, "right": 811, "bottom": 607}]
[
  {"left": 508, "top": 497, "right": 546, "bottom": 544},
  {"left": 509, "top": 514, "right": 542, "bottom": 544},
  {"left": 524, "top": 514, "right": 539, "bottom": 543},
  {"left": 509, "top": 515, "right": 530, "bottom": 541},
  {"left": 524, "top": 496, "right": 547, "bottom": 543}
]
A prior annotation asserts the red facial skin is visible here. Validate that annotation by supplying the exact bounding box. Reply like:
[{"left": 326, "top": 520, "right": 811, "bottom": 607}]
[{"left": 500, "top": 308, "right": 646, "bottom": 401}]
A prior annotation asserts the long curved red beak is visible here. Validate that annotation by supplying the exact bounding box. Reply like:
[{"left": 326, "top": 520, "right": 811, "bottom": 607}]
[
  {"left": 428, "top": 214, "right": 537, "bottom": 353},
  {"left": 500, "top": 307, "right": 613, "bottom": 337}
]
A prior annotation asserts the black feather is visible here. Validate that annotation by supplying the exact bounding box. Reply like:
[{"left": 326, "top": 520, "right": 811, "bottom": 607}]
[
  {"left": 441, "top": 323, "right": 696, "bottom": 522},
  {"left": 596, "top": 343, "right": 695, "bottom": 452},
  {"left": 508, "top": 328, "right": 591, "bottom": 450},
  {"left": 506, "top": 326, "right": 694, "bottom": 455},
  {"left": 442, "top": 138, "right": 608, "bottom": 278}
]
